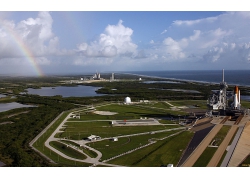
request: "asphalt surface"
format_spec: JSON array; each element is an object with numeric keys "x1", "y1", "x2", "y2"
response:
[
  {"x1": 181, "y1": 124, "x2": 223, "y2": 167},
  {"x1": 177, "y1": 125, "x2": 214, "y2": 166}
]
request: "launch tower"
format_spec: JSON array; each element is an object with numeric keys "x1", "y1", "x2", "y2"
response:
[{"x1": 207, "y1": 69, "x2": 228, "y2": 111}]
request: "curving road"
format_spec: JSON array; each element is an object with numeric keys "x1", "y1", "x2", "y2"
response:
[{"x1": 31, "y1": 102, "x2": 186, "y2": 167}]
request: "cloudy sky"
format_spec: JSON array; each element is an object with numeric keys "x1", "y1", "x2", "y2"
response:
[{"x1": 0, "y1": 2, "x2": 250, "y2": 75}]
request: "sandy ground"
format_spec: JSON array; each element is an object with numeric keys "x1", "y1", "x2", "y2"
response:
[
  {"x1": 181, "y1": 124, "x2": 223, "y2": 167},
  {"x1": 207, "y1": 125, "x2": 238, "y2": 167}
]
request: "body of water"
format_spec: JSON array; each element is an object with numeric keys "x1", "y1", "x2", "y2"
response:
[
  {"x1": 0, "y1": 94, "x2": 6, "y2": 98},
  {"x1": 0, "y1": 102, "x2": 35, "y2": 113},
  {"x1": 125, "y1": 70, "x2": 250, "y2": 87},
  {"x1": 25, "y1": 85, "x2": 105, "y2": 97},
  {"x1": 143, "y1": 80, "x2": 181, "y2": 84}
]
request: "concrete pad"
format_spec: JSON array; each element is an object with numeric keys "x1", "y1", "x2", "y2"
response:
[
  {"x1": 238, "y1": 116, "x2": 250, "y2": 127},
  {"x1": 211, "y1": 116, "x2": 224, "y2": 124},
  {"x1": 228, "y1": 121, "x2": 250, "y2": 167},
  {"x1": 93, "y1": 111, "x2": 117, "y2": 115}
]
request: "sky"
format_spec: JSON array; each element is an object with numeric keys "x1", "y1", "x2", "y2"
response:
[{"x1": 0, "y1": 1, "x2": 250, "y2": 76}]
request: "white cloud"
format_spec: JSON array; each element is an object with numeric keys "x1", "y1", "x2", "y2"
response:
[
  {"x1": 163, "y1": 37, "x2": 186, "y2": 59},
  {"x1": 0, "y1": 11, "x2": 68, "y2": 60},
  {"x1": 173, "y1": 16, "x2": 218, "y2": 26},
  {"x1": 36, "y1": 57, "x2": 51, "y2": 65},
  {"x1": 2, "y1": 11, "x2": 250, "y2": 75},
  {"x1": 161, "y1": 29, "x2": 167, "y2": 34},
  {"x1": 203, "y1": 42, "x2": 250, "y2": 63},
  {"x1": 189, "y1": 30, "x2": 200, "y2": 41},
  {"x1": 148, "y1": 11, "x2": 250, "y2": 66},
  {"x1": 77, "y1": 20, "x2": 137, "y2": 58}
]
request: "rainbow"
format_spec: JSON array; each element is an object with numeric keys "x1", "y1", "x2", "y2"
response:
[{"x1": 0, "y1": 19, "x2": 44, "y2": 76}]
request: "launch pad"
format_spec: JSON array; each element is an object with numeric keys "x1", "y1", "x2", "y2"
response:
[{"x1": 207, "y1": 69, "x2": 245, "y2": 117}]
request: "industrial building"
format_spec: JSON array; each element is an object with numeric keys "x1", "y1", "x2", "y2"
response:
[
  {"x1": 207, "y1": 69, "x2": 228, "y2": 111},
  {"x1": 92, "y1": 72, "x2": 101, "y2": 80}
]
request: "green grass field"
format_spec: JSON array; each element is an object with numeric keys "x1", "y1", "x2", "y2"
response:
[
  {"x1": 193, "y1": 147, "x2": 217, "y2": 167},
  {"x1": 60, "y1": 140, "x2": 98, "y2": 158},
  {"x1": 50, "y1": 141, "x2": 87, "y2": 160},
  {"x1": 87, "y1": 129, "x2": 183, "y2": 160},
  {"x1": 136, "y1": 102, "x2": 173, "y2": 109},
  {"x1": 55, "y1": 121, "x2": 181, "y2": 140},
  {"x1": 239, "y1": 155, "x2": 250, "y2": 167},
  {"x1": 31, "y1": 101, "x2": 198, "y2": 166},
  {"x1": 32, "y1": 111, "x2": 91, "y2": 166},
  {"x1": 169, "y1": 100, "x2": 207, "y2": 109},
  {"x1": 193, "y1": 125, "x2": 231, "y2": 167},
  {"x1": 210, "y1": 125, "x2": 231, "y2": 146},
  {"x1": 108, "y1": 130, "x2": 194, "y2": 166}
]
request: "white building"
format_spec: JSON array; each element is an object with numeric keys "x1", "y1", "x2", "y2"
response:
[
  {"x1": 112, "y1": 137, "x2": 118, "y2": 141},
  {"x1": 124, "y1": 97, "x2": 132, "y2": 104},
  {"x1": 87, "y1": 135, "x2": 101, "y2": 141}
]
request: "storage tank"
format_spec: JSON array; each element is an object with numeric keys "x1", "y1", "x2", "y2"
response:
[{"x1": 124, "y1": 97, "x2": 131, "y2": 104}]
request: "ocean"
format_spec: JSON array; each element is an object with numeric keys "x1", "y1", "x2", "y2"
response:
[{"x1": 125, "y1": 70, "x2": 250, "y2": 87}]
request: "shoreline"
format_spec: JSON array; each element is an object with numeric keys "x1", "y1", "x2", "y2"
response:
[{"x1": 120, "y1": 72, "x2": 250, "y2": 88}]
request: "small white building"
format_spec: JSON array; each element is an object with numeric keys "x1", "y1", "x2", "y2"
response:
[
  {"x1": 112, "y1": 137, "x2": 118, "y2": 141},
  {"x1": 87, "y1": 135, "x2": 101, "y2": 141}
]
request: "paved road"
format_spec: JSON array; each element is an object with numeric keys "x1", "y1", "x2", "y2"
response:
[
  {"x1": 207, "y1": 125, "x2": 238, "y2": 167},
  {"x1": 177, "y1": 125, "x2": 214, "y2": 166},
  {"x1": 181, "y1": 124, "x2": 223, "y2": 167},
  {"x1": 31, "y1": 102, "x2": 185, "y2": 167},
  {"x1": 220, "y1": 126, "x2": 244, "y2": 167},
  {"x1": 44, "y1": 112, "x2": 120, "y2": 167},
  {"x1": 29, "y1": 111, "x2": 65, "y2": 164}
]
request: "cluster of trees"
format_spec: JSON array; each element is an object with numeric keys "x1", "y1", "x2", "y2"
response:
[
  {"x1": 0, "y1": 95, "x2": 75, "y2": 166},
  {"x1": 88, "y1": 81, "x2": 221, "y2": 101}
]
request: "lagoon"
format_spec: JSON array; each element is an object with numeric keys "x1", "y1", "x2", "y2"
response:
[
  {"x1": 143, "y1": 81, "x2": 181, "y2": 84},
  {"x1": 25, "y1": 85, "x2": 105, "y2": 97},
  {"x1": 0, "y1": 102, "x2": 35, "y2": 112},
  {"x1": 0, "y1": 94, "x2": 6, "y2": 98}
]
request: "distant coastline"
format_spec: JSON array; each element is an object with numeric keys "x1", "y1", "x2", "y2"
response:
[{"x1": 119, "y1": 70, "x2": 250, "y2": 87}]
